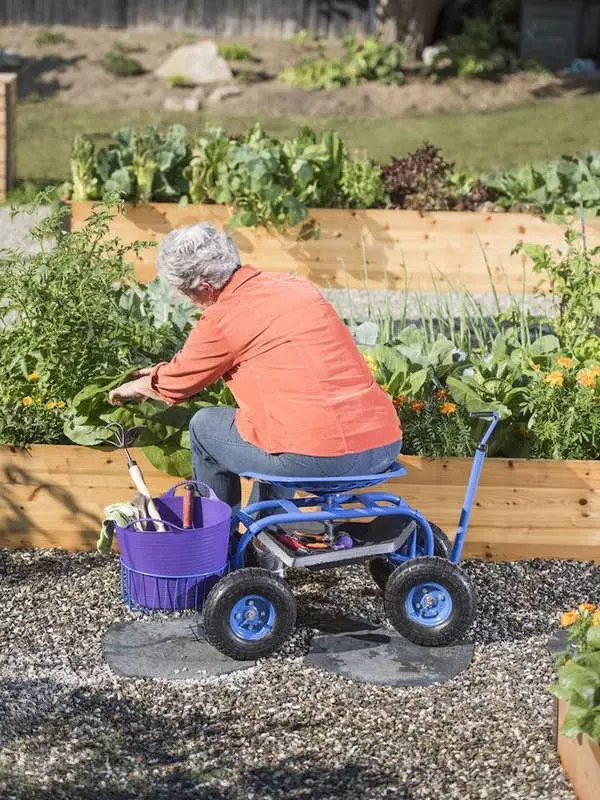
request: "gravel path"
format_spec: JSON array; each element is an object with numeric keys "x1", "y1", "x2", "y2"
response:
[{"x1": 1, "y1": 549, "x2": 598, "y2": 800}]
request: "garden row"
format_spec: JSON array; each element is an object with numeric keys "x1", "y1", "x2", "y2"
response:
[
  {"x1": 0, "y1": 198, "x2": 599, "y2": 561},
  {"x1": 63, "y1": 123, "x2": 600, "y2": 226}
]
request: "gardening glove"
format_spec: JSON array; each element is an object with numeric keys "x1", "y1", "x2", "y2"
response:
[{"x1": 97, "y1": 502, "x2": 139, "y2": 555}]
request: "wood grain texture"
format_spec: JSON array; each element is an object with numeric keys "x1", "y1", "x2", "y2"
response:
[
  {"x1": 557, "y1": 700, "x2": 600, "y2": 800},
  {"x1": 69, "y1": 202, "x2": 600, "y2": 292},
  {"x1": 1, "y1": 445, "x2": 599, "y2": 560}
]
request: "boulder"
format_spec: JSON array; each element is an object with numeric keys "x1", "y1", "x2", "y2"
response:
[{"x1": 155, "y1": 41, "x2": 232, "y2": 86}]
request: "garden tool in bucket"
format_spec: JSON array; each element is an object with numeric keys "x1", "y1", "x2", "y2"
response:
[
  {"x1": 114, "y1": 481, "x2": 232, "y2": 612},
  {"x1": 102, "y1": 423, "x2": 166, "y2": 532}
]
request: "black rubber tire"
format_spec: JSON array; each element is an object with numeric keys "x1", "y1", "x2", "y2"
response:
[
  {"x1": 384, "y1": 556, "x2": 476, "y2": 647},
  {"x1": 368, "y1": 520, "x2": 451, "y2": 591},
  {"x1": 202, "y1": 568, "x2": 297, "y2": 661}
]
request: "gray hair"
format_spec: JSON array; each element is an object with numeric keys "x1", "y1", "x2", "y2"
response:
[{"x1": 156, "y1": 222, "x2": 240, "y2": 295}]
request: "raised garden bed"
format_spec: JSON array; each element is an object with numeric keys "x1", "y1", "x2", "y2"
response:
[
  {"x1": 557, "y1": 700, "x2": 600, "y2": 800},
  {"x1": 2, "y1": 444, "x2": 599, "y2": 561},
  {"x1": 69, "y1": 201, "x2": 600, "y2": 292}
]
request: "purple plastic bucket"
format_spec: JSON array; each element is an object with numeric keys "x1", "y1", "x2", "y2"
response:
[{"x1": 115, "y1": 481, "x2": 231, "y2": 611}]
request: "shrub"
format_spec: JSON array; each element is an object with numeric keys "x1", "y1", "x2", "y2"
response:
[
  {"x1": 164, "y1": 73, "x2": 190, "y2": 88},
  {"x1": 34, "y1": 27, "x2": 68, "y2": 46},
  {"x1": 102, "y1": 50, "x2": 146, "y2": 77},
  {"x1": 218, "y1": 43, "x2": 255, "y2": 61},
  {"x1": 0, "y1": 197, "x2": 196, "y2": 448}
]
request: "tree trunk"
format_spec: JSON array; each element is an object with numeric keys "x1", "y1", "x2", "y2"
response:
[{"x1": 376, "y1": 0, "x2": 448, "y2": 55}]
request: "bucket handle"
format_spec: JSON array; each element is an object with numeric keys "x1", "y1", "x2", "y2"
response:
[
  {"x1": 161, "y1": 480, "x2": 219, "y2": 501},
  {"x1": 123, "y1": 518, "x2": 199, "y2": 534}
]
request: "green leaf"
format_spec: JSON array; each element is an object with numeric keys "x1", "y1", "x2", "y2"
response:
[{"x1": 142, "y1": 443, "x2": 192, "y2": 478}]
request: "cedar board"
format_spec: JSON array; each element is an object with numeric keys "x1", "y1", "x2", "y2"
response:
[{"x1": 1, "y1": 445, "x2": 599, "y2": 561}]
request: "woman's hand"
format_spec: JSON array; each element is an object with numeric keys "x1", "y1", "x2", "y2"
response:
[
  {"x1": 108, "y1": 375, "x2": 163, "y2": 406},
  {"x1": 129, "y1": 366, "x2": 154, "y2": 379}
]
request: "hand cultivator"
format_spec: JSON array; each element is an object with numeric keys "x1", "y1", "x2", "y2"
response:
[{"x1": 106, "y1": 413, "x2": 499, "y2": 662}]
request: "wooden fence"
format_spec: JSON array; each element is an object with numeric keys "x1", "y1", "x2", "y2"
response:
[{"x1": 0, "y1": 0, "x2": 374, "y2": 37}]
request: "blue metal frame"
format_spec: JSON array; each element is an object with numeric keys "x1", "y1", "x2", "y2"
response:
[{"x1": 229, "y1": 412, "x2": 499, "y2": 570}]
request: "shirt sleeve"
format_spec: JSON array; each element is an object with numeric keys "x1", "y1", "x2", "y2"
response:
[{"x1": 150, "y1": 315, "x2": 235, "y2": 405}]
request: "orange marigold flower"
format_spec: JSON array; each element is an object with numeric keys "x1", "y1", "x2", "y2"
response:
[
  {"x1": 410, "y1": 400, "x2": 425, "y2": 412},
  {"x1": 46, "y1": 400, "x2": 56, "y2": 410},
  {"x1": 578, "y1": 602, "x2": 597, "y2": 613},
  {"x1": 560, "y1": 609, "x2": 579, "y2": 627},
  {"x1": 528, "y1": 359, "x2": 540, "y2": 372},
  {"x1": 557, "y1": 356, "x2": 574, "y2": 368},
  {"x1": 577, "y1": 370, "x2": 597, "y2": 389},
  {"x1": 591, "y1": 365, "x2": 600, "y2": 377},
  {"x1": 545, "y1": 371, "x2": 564, "y2": 387},
  {"x1": 435, "y1": 389, "x2": 449, "y2": 399},
  {"x1": 27, "y1": 372, "x2": 39, "y2": 382},
  {"x1": 22, "y1": 396, "x2": 34, "y2": 407},
  {"x1": 439, "y1": 402, "x2": 457, "y2": 415},
  {"x1": 393, "y1": 395, "x2": 408, "y2": 408},
  {"x1": 57, "y1": 400, "x2": 65, "y2": 408}
]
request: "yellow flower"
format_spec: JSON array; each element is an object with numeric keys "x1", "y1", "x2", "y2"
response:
[
  {"x1": 578, "y1": 602, "x2": 597, "y2": 613},
  {"x1": 528, "y1": 359, "x2": 540, "y2": 372},
  {"x1": 57, "y1": 400, "x2": 65, "y2": 408},
  {"x1": 592, "y1": 611, "x2": 600, "y2": 626},
  {"x1": 576, "y1": 370, "x2": 597, "y2": 390},
  {"x1": 46, "y1": 400, "x2": 56, "y2": 410},
  {"x1": 364, "y1": 356, "x2": 377, "y2": 375},
  {"x1": 439, "y1": 401, "x2": 457, "y2": 415},
  {"x1": 560, "y1": 609, "x2": 579, "y2": 627},
  {"x1": 27, "y1": 372, "x2": 39, "y2": 382},
  {"x1": 22, "y1": 396, "x2": 34, "y2": 407},
  {"x1": 557, "y1": 356, "x2": 574, "y2": 369},
  {"x1": 591, "y1": 365, "x2": 600, "y2": 377},
  {"x1": 545, "y1": 371, "x2": 564, "y2": 387}
]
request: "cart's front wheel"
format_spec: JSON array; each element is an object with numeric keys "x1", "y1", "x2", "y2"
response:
[
  {"x1": 202, "y1": 568, "x2": 296, "y2": 661},
  {"x1": 368, "y1": 520, "x2": 451, "y2": 591},
  {"x1": 384, "y1": 557, "x2": 475, "y2": 647}
]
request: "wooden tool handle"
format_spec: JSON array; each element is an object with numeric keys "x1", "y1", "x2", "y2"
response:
[{"x1": 182, "y1": 483, "x2": 195, "y2": 529}]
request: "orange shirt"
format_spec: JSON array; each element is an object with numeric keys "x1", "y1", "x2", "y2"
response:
[{"x1": 151, "y1": 265, "x2": 401, "y2": 456}]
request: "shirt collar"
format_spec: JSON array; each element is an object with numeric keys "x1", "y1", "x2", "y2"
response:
[{"x1": 218, "y1": 264, "x2": 260, "y2": 301}]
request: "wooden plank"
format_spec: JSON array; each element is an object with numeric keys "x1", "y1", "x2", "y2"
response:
[
  {"x1": 557, "y1": 701, "x2": 600, "y2": 800},
  {"x1": 69, "y1": 202, "x2": 600, "y2": 292},
  {"x1": 1, "y1": 445, "x2": 600, "y2": 560}
]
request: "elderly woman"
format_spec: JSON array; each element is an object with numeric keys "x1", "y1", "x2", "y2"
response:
[{"x1": 109, "y1": 223, "x2": 402, "y2": 512}]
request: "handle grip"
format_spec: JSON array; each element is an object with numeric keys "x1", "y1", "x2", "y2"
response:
[
  {"x1": 128, "y1": 463, "x2": 166, "y2": 532},
  {"x1": 469, "y1": 411, "x2": 500, "y2": 420},
  {"x1": 162, "y1": 480, "x2": 218, "y2": 501},
  {"x1": 181, "y1": 483, "x2": 195, "y2": 529}
]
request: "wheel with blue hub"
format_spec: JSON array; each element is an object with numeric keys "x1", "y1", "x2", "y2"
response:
[
  {"x1": 368, "y1": 520, "x2": 451, "y2": 591},
  {"x1": 384, "y1": 556, "x2": 476, "y2": 646},
  {"x1": 202, "y1": 568, "x2": 297, "y2": 660}
]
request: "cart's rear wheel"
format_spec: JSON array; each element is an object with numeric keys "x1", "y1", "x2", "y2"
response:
[
  {"x1": 384, "y1": 556, "x2": 476, "y2": 647},
  {"x1": 202, "y1": 568, "x2": 296, "y2": 661},
  {"x1": 368, "y1": 520, "x2": 451, "y2": 591}
]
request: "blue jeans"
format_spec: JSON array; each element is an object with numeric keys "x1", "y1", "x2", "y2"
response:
[{"x1": 189, "y1": 406, "x2": 402, "y2": 513}]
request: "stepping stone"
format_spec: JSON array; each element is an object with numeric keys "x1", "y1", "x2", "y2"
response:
[
  {"x1": 103, "y1": 617, "x2": 255, "y2": 679},
  {"x1": 305, "y1": 622, "x2": 474, "y2": 687}
]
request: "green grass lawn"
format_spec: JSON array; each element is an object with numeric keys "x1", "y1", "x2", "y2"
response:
[{"x1": 15, "y1": 94, "x2": 600, "y2": 186}]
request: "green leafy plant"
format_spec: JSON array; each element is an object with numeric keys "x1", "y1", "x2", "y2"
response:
[
  {"x1": 550, "y1": 603, "x2": 600, "y2": 744},
  {"x1": 34, "y1": 27, "x2": 69, "y2": 46},
  {"x1": 280, "y1": 35, "x2": 405, "y2": 90},
  {"x1": 434, "y1": 10, "x2": 518, "y2": 79},
  {"x1": 340, "y1": 158, "x2": 384, "y2": 209},
  {"x1": 70, "y1": 135, "x2": 99, "y2": 201},
  {"x1": 102, "y1": 50, "x2": 146, "y2": 77},
  {"x1": 514, "y1": 230, "x2": 600, "y2": 354},
  {"x1": 484, "y1": 154, "x2": 600, "y2": 216},
  {"x1": 0, "y1": 196, "x2": 196, "y2": 448},
  {"x1": 217, "y1": 43, "x2": 255, "y2": 61}
]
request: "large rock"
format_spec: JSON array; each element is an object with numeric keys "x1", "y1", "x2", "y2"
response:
[{"x1": 155, "y1": 41, "x2": 232, "y2": 86}]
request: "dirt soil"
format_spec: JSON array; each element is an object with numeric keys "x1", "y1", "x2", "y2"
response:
[{"x1": 0, "y1": 25, "x2": 595, "y2": 117}]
